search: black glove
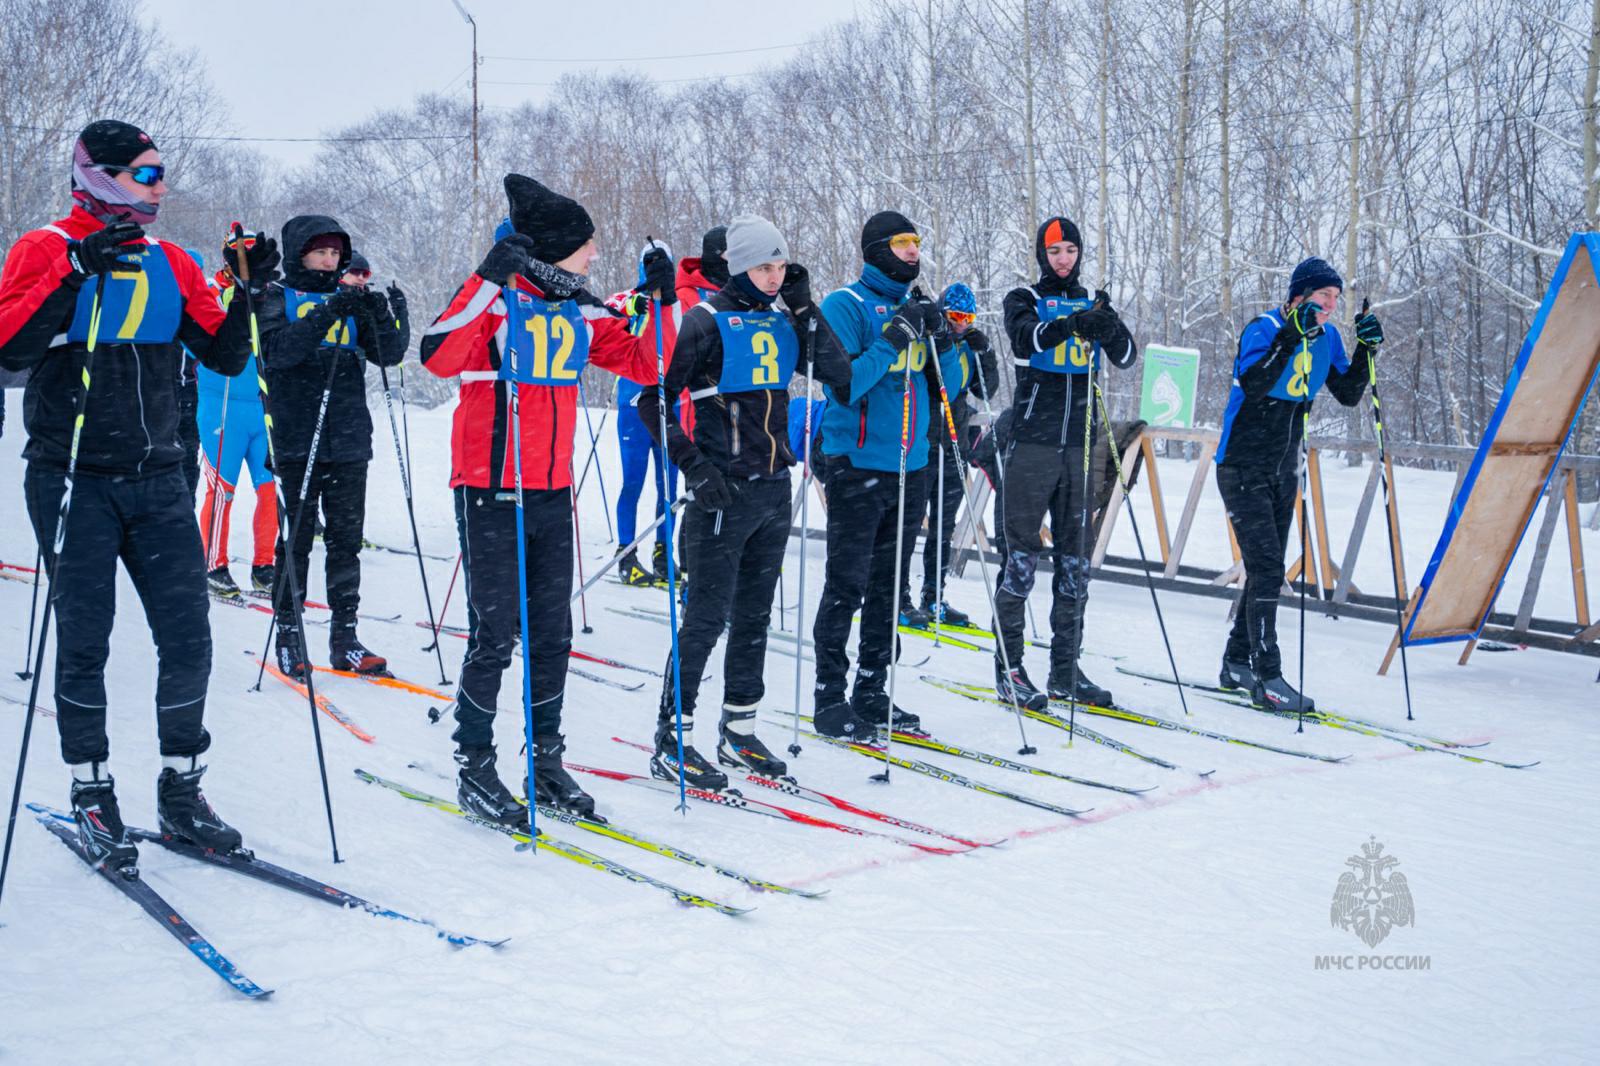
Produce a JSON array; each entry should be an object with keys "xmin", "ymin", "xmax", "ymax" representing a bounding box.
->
[
  {"xmin": 683, "ymin": 456, "xmax": 731, "ymax": 511},
  {"xmin": 1354, "ymin": 302, "xmax": 1383, "ymax": 348},
  {"xmin": 323, "ymin": 287, "xmax": 366, "ymax": 319},
  {"xmin": 778, "ymin": 263, "xmax": 813, "ymax": 316},
  {"xmin": 475, "ymin": 234, "xmax": 535, "ymax": 284},
  {"xmin": 66, "ymin": 222, "xmax": 146, "ymax": 279},
  {"xmin": 1282, "ymin": 299, "xmax": 1326, "ymax": 342},
  {"xmin": 641, "ymin": 246, "xmax": 675, "ymax": 305},
  {"xmin": 963, "ymin": 326, "xmax": 992, "ymax": 355},
  {"xmin": 1074, "ymin": 306, "xmax": 1122, "ymax": 345},
  {"xmin": 884, "ymin": 305, "xmax": 927, "ymax": 352},
  {"xmin": 386, "ymin": 283, "xmax": 408, "ymax": 317},
  {"xmin": 1037, "ymin": 314, "xmax": 1085, "ymax": 350},
  {"xmin": 222, "ymin": 229, "xmax": 280, "ymax": 285},
  {"xmin": 363, "ymin": 288, "xmax": 392, "ymax": 324}
]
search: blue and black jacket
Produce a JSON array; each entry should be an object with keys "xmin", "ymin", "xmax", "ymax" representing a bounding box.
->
[{"xmin": 817, "ymin": 264, "xmax": 966, "ymax": 476}]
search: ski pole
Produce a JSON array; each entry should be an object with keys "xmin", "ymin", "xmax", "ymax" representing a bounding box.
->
[
  {"xmin": 1, "ymin": 272, "xmax": 107, "ymax": 912},
  {"xmin": 573, "ymin": 374, "xmax": 616, "ymax": 503},
  {"xmin": 203, "ymin": 371, "xmax": 232, "ymax": 575},
  {"xmin": 237, "ymin": 225, "xmax": 341, "ymax": 862},
  {"xmin": 928, "ymin": 336, "xmax": 1037, "ymax": 755},
  {"xmin": 575, "ymin": 377, "xmax": 615, "ymax": 543},
  {"xmin": 788, "ymin": 317, "xmax": 818, "ymax": 758},
  {"xmin": 505, "ymin": 327, "xmax": 538, "ymax": 846},
  {"xmin": 969, "ymin": 344, "xmax": 1041, "ymax": 640},
  {"xmin": 568, "ymin": 464, "xmax": 594, "ymax": 635},
  {"xmin": 14, "ymin": 546, "xmax": 42, "ymax": 680},
  {"xmin": 645, "ymin": 238, "xmax": 689, "ymax": 814},
  {"xmin": 1060, "ymin": 334, "xmax": 1099, "ymax": 747},
  {"xmin": 871, "ymin": 320, "xmax": 920, "ymax": 784},
  {"xmin": 1361, "ymin": 297, "xmax": 1415, "ymax": 721},
  {"xmin": 1092, "ymin": 384, "xmax": 1189, "ymax": 717},
  {"xmin": 568, "ymin": 496, "xmax": 687, "ymax": 605},
  {"xmin": 422, "ymin": 552, "xmax": 463, "ymax": 653},
  {"xmin": 378, "ymin": 358, "xmax": 450, "ymax": 685}
]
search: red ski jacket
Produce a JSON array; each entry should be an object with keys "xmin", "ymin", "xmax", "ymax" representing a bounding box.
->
[{"xmin": 421, "ymin": 271, "xmax": 672, "ymax": 491}]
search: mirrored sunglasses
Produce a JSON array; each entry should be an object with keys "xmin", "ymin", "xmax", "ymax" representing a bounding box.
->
[{"xmin": 101, "ymin": 163, "xmax": 165, "ymax": 186}]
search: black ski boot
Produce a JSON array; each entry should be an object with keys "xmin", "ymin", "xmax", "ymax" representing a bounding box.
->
[
  {"xmin": 1049, "ymin": 666, "xmax": 1114, "ymax": 708},
  {"xmin": 330, "ymin": 624, "xmax": 389, "ymax": 676},
  {"xmin": 653, "ymin": 541, "xmax": 680, "ymax": 587},
  {"xmin": 898, "ymin": 594, "xmax": 931, "ymax": 629},
  {"xmin": 922, "ymin": 591, "xmax": 972, "ymax": 629},
  {"xmin": 1253, "ymin": 675, "xmax": 1315, "ymax": 714},
  {"xmin": 275, "ymin": 623, "xmax": 309, "ymax": 682},
  {"xmin": 994, "ymin": 658, "xmax": 1049, "ymax": 711},
  {"xmin": 250, "ymin": 564, "xmax": 275, "ymax": 595},
  {"xmin": 69, "ymin": 765, "xmax": 138, "ymax": 875},
  {"xmin": 813, "ymin": 699, "xmax": 880, "ymax": 742},
  {"xmin": 1219, "ymin": 656, "xmax": 1257, "ymax": 692},
  {"xmin": 156, "ymin": 757, "xmax": 246, "ymax": 854},
  {"xmin": 207, "ymin": 567, "xmax": 241, "ymax": 598},
  {"xmin": 651, "ymin": 720, "xmax": 728, "ymax": 791},
  {"xmin": 853, "ymin": 687, "xmax": 923, "ymax": 734},
  {"xmin": 455, "ymin": 746, "xmax": 529, "ymax": 831},
  {"xmin": 716, "ymin": 704, "xmax": 788, "ymax": 777},
  {"xmin": 616, "ymin": 548, "xmax": 657, "ymax": 588},
  {"xmin": 529, "ymin": 735, "xmax": 599, "ymax": 819}
]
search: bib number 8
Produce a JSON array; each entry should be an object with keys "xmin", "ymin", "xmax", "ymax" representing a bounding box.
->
[
  {"xmin": 752, "ymin": 330, "xmax": 781, "ymax": 385},
  {"xmin": 1287, "ymin": 345, "xmax": 1311, "ymax": 398}
]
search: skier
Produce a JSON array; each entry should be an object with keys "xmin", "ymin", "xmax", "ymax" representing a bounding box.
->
[
  {"xmin": 0, "ymin": 119, "xmax": 276, "ymax": 868},
  {"xmin": 421, "ymin": 173, "xmax": 672, "ymax": 826},
  {"xmin": 1215, "ymin": 257, "xmax": 1380, "ymax": 712},
  {"xmin": 994, "ymin": 217, "xmax": 1137, "ymax": 711},
  {"xmin": 198, "ymin": 231, "xmax": 278, "ymax": 598},
  {"xmin": 905, "ymin": 282, "xmax": 997, "ymax": 629},
  {"xmin": 811, "ymin": 211, "xmax": 967, "ymax": 739},
  {"xmin": 257, "ymin": 216, "xmax": 406, "ymax": 680},
  {"xmin": 637, "ymin": 214, "xmax": 851, "ymax": 788}
]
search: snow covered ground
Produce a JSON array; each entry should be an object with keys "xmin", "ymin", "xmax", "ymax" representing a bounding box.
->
[{"xmin": 1, "ymin": 399, "xmax": 1596, "ymax": 1064}]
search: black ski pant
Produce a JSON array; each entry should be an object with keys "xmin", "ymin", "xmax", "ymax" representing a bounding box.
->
[
  {"xmin": 657, "ymin": 477, "xmax": 789, "ymax": 727},
  {"xmin": 995, "ymin": 441, "xmax": 1095, "ymax": 683},
  {"xmin": 272, "ymin": 459, "xmax": 368, "ymax": 634},
  {"xmin": 914, "ymin": 443, "xmax": 966, "ymax": 604},
  {"xmin": 812, "ymin": 469, "xmax": 928, "ymax": 707},
  {"xmin": 451, "ymin": 485, "xmax": 572, "ymax": 749},
  {"xmin": 1216, "ymin": 462, "xmax": 1298, "ymax": 679},
  {"xmin": 177, "ymin": 379, "xmax": 200, "ymax": 502},
  {"xmin": 24, "ymin": 465, "xmax": 212, "ymax": 765},
  {"xmin": 971, "ymin": 445, "xmax": 1009, "ymax": 566}
]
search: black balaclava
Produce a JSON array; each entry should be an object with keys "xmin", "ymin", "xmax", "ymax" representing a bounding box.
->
[
  {"xmin": 700, "ymin": 225, "xmax": 729, "ymax": 288},
  {"xmin": 861, "ymin": 210, "xmax": 920, "ymax": 285},
  {"xmin": 1034, "ymin": 216, "xmax": 1084, "ymax": 292}
]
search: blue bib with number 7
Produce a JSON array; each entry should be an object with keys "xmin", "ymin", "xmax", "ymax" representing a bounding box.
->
[
  {"xmin": 713, "ymin": 309, "xmax": 798, "ymax": 392},
  {"xmin": 66, "ymin": 245, "xmax": 182, "ymax": 344},
  {"xmin": 501, "ymin": 289, "xmax": 590, "ymax": 386}
]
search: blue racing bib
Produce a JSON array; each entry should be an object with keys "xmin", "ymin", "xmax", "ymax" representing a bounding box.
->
[
  {"xmin": 66, "ymin": 244, "xmax": 182, "ymax": 344},
  {"xmin": 712, "ymin": 309, "xmax": 798, "ymax": 391},
  {"xmin": 501, "ymin": 289, "xmax": 590, "ymax": 386},
  {"xmin": 1266, "ymin": 328, "xmax": 1340, "ymax": 401},
  {"xmin": 283, "ymin": 287, "xmax": 360, "ymax": 351},
  {"xmin": 1029, "ymin": 292, "xmax": 1097, "ymax": 375}
]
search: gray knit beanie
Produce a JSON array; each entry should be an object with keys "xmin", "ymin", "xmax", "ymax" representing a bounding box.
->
[{"xmin": 724, "ymin": 214, "xmax": 789, "ymax": 276}]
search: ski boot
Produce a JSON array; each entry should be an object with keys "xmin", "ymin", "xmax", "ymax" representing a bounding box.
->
[
  {"xmin": 994, "ymin": 658, "xmax": 1049, "ymax": 711},
  {"xmin": 1048, "ymin": 666, "xmax": 1114, "ymax": 708},
  {"xmin": 1219, "ymin": 655, "xmax": 1256, "ymax": 692},
  {"xmin": 250, "ymin": 564, "xmax": 275, "ymax": 595},
  {"xmin": 813, "ymin": 699, "xmax": 880, "ymax": 742},
  {"xmin": 616, "ymin": 548, "xmax": 657, "ymax": 588},
  {"xmin": 529, "ymin": 735, "xmax": 599, "ymax": 820},
  {"xmin": 652, "ymin": 541, "xmax": 675, "ymax": 585},
  {"xmin": 330, "ymin": 624, "xmax": 389, "ymax": 675},
  {"xmin": 853, "ymin": 688, "xmax": 922, "ymax": 734},
  {"xmin": 651, "ymin": 719, "xmax": 728, "ymax": 791},
  {"xmin": 207, "ymin": 567, "xmax": 241, "ymax": 598},
  {"xmin": 922, "ymin": 591, "xmax": 972, "ymax": 629},
  {"xmin": 898, "ymin": 594, "xmax": 931, "ymax": 629},
  {"xmin": 275, "ymin": 623, "xmax": 310, "ymax": 682},
  {"xmin": 716, "ymin": 703, "xmax": 788, "ymax": 778},
  {"xmin": 1253, "ymin": 674, "xmax": 1315, "ymax": 714},
  {"xmin": 156, "ymin": 757, "xmax": 246, "ymax": 854},
  {"xmin": 69, "ymin": 764, "xmax": 139, "ymax": 875},
  {"xmin": 455, "ymin": 745, "xmax": 529, "ymax": 831}
]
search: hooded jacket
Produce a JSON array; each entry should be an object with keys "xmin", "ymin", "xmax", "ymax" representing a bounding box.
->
[
  {"xmin": 1002, "ymin": 218, "xmax": 1137, "ymax": 449},
  {"xmin": 0, "ymin": 206, "xmax": 253, "ymax": 477},
  {"xmin": 255, "ymin": 214, "xmax": 405, "ymax": 464}
]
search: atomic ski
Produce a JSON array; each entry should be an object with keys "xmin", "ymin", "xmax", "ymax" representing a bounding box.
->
[
  {"xmin": 793, "ymin": 730, "xmax": 1091, "ymax": 817},
  {"xmin": 609, "ymin": 737, "xmax": 991, "ymax": 848},
  {"xmin": 30, "ymin": 804, "xmax": 500, "ymax": 947},
  {"xmin": 563, "ymin": 761, "xmax": 969, "ymax": 855},
  {"xmin": 35, "ymin": 815, "xmax": 272, "ymax": 998},
  {"xmin": 252, "ymin": 654, "xmax": 375, "ymax": 743},
  {"xmin": 355, "ymin": 770, "xmax": 752, "ymax": 915}
]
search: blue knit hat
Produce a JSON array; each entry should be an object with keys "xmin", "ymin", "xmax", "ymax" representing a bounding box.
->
[
  {"xmin": 1288, "ymin": 257, "xmax": 1343, "ymax": 302},
  {"xmin": 941, "ymin": 282, "xmax": 977, "ymax": 315}
]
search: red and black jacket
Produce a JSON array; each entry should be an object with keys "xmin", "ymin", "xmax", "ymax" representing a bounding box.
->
[{"xmin": 421, "ymin": 271, "xmax": 671, "ymax": 491}]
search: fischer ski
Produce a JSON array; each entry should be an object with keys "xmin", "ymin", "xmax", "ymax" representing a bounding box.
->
[
  {"xmin": 355, "ymin": 770, "xmax": 752, "ymax": 915},
  {"xmin": 35, "ymin": 815, "xmax": 272, "ymax": 998},
  {"xmin": 310, "ymin": 664, "xmax": 452, "ymax": 701},
  {"xmin": 359, "ymin": 537, "xmax": 454, "ymax": 562}
]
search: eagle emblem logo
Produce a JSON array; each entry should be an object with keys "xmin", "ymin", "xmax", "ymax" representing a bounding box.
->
[{"xmin": 1330, "ymin": 837, "xmax": 1415, "ymax": 948}]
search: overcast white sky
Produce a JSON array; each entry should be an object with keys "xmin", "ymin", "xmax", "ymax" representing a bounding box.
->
[{"xmin": 141, "ymin": 0, "xmax": 866, "ymax": 168}]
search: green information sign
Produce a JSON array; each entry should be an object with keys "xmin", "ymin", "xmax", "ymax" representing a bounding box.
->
[{"xmin": 1139, "ymin": 343, "xmax": 1200, "ymax": 428}]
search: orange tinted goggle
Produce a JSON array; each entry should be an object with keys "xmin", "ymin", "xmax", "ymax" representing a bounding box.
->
[
  {"xmin": 888, "ymin": 233, "xmax": 922, "ymax": 250},
  {"xmin": 945, "ymin": 310, "xmax": 976, "ymax": 327}
]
